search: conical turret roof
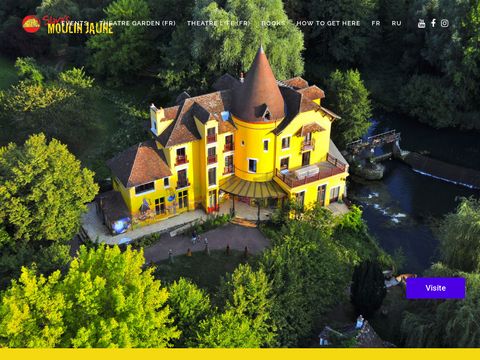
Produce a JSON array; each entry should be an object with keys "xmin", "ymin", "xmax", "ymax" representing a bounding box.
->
[{"xmin": 231, "ymin": 45, "xmax": 285, "ymax": 122}]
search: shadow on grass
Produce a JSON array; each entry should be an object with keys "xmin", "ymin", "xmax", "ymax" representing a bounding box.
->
[{"xmin": 154, "ymin": 249, "xmax": 256, "ymax": 294}]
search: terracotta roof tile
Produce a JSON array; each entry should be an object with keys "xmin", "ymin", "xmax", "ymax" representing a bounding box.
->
[
  {"xmin": 299, "ymin": 85, "xmax": 325, "ymax": 100},
  {"xmin": 231, "ymin": 46, "xmax": 285, "ymax": 122},
  {"xmin": 282, "ymin": 76, "xmax": 309, "ymax": 89},
  {"xmin": 107, "ymin": 140, "xmax": 171, "ymax": 188}
]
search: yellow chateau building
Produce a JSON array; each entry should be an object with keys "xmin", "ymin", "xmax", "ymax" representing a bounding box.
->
[{"xmin": 101, "ymin": 46, "xmax": 348, "ymax": 234}]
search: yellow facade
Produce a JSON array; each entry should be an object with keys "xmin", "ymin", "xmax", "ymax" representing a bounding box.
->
[{"xmin": 107, "ymin": 47, "xmax": 349, "ymax": 228}]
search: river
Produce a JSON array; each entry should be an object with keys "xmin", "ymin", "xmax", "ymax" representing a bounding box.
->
[{"xmin": 348, "ymin": 113, "xmax": 480, "ymax": 273}]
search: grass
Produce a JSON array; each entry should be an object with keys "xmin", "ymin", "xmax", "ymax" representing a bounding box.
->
[
  {"xmin": 154, "ymin": 250, "xmax": 253, "ymax": 293},
  {"xmin": 0, "ymin": 56, "xmax": 17, "ymax": 89}
]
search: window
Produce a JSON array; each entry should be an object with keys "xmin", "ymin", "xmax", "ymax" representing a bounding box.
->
[
  {"xmin": 209, "ymin": 190, "xmax": 217, "ymax": 207},
  {"xmin": 248, "ymin": 159, "xmax": 257, "ymax": 173},
  {"xmin": 330, "ymin": 186, "xmax": 341, "ymax": 203},
  {"xmin": 224, "ymin": 134, "xmax": 234, "ymax": 151},
  {"xmin": 241, "ymin": 140, "xmax": 245, "ymax": 146},
  {"xmin": 207, "ymin": 146, "xmax": 217, "ymax": 164},
  {"xmin": 155, "ymin": 197, "xmax": 165, "ymax": 215},
  {"xmin": 178, "ymin": 190, "xmax": 188, "ymax": 209},
  {"xmin": 207, "ymin": 127, "xmax": 216, "ymax": 143},
  {"xmin": 263, "ymin": 139, "xmax": 269, "ymax": 152},
  {"xmin": 135, "ymin": 182, "xmax": 154, "ymax": 195},
  {"xmin": 224, "ymin": 155, "xmax": 234, "ymax": 174},
  {"xmin": 281, "ymin": 137, "xmax": 290, "ymax": 149},
  {"xmin": 177, "ymin": 169, "xmax": 188, "ymax": 188},
  {"xmin": 163, "ymin": 177, "xmax": 170, "ymax": 188},
  {"xmin": 176, "ymin": 147, "xmax": 187, "ymax": 165},
  {"xmin": 317, "ymin": 184, "xmax": 326, "ymax": 207},
  {"xmin": 280, "ymin": 157, "xmax": 289, "ymax": 169},
  {"xmin": 208, "ymin": 167, "xmax": 216, "ymax": 186},
  {"xmin": 296, "ymin": 191, "xmax": 305, "ymax": 209}
]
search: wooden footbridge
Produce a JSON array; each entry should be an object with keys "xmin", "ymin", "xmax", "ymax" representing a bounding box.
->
[
  {"xmin": 346, "ymin": 129, "xmax": 480, "ymax": 190},
  {"xmin": 346, "ymin": 130, "xmax": 401, "ymax": 155}
]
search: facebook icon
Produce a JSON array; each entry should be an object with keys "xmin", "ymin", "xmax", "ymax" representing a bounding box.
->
[{"xmin": 431, "ymin": 18, "xmax": 436, "ymax": 27}]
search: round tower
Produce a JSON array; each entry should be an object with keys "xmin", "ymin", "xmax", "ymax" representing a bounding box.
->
[{"xmin": 231, "ymin": 46, "xmax": 285, "ymax": 182}]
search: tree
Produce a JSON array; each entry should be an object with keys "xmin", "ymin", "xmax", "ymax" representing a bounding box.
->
[
  {"xmin": 260, "ymin": 207, "xmax": 355, "ymax": 346},
  {"xmin": 195, "ymin": 264, "xmax": 276, "ymax": 348},
  {"xmin": 167, "ymin": 278, "xmax": 211, "ymax": 346},
  {"xmin": 0, "ymin": 246, "xmax": 180, "ymax": 348},
  {"xmin": 0, "ymin": 133, "xmax": 98, "ymax": 242},
  {"xmin": 402, "ymin": 263, "xmax": 480, "ymax": 347},
  {"xmin": 326, "ymin": 69, "xmax": 372, "ymax": 148},
  {"xmin": 307, "ymin": 0, "xmax": 380, "ymax": 65},
  {"xmin": 160, "ymin": 0, "xmax": 304, "ymax": 92},
  {"xmin": 438, "ymin": 197, "xmax": 480, "ymax": 272},
  {"xmin": 350, "ymin": 260, "xmax": 386, "ymax": 317},
  {"xmin": 14, "ymin": 57, "xmax": 44, "ymax": 84},
  {"xmin": 87, "ymin": 0, "xmax": 152, "ymax": 85}
]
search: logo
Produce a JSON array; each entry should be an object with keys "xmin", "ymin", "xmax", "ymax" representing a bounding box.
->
[
  {"xmin": 418, "ymin": 19, "xmax": 426, "ymax": 28},
  {"xmin": 22, "ymin": 15, "xmax": 41, "ymax": 33},
  {"xmin": 441, "ymin": 19, "xmax": 449, "ymax": 27},
  {"xmin": 431, "ymin": 18, "xmax": 436, "ymax": 27}
]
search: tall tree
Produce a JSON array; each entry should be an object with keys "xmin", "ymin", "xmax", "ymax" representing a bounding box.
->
[
  {"xmin": 87, "ymin": 0, "xmax": 152, "ymax": 85},
  {"xmin": 307, "ymin": 0, "xmax": 380, "ymax": 65},
  {"xmin": 160, "ymin": 0, "xmax": 304, "ymax": 92},
  {"xmin": 326, "ymin": 69, "xmax": 372, "ymax": 148},
  {"xmin": 260, "ymin": 207, "xmax": 355, "ymax": 346},
  {"xmin": 0, "ymin": 246, "xmax": 180, "ymax": 348},
  {"xmin": 0, "ymin": 133, "xmax": 98, "ymax": 242},
  {"xmin": 439, "ymin": 197, "xmax": 480, "ymax": 273},
  {"xmin": 195, "ymin": 264, "xmax": 276, "ymax": 348},
  {"xmin": 167, "ymin": 278, "xmax": 211, "ymax": 347},
  {"xmin": 350, "ymin": 260, "xmax": 386, "ymax": 317}
]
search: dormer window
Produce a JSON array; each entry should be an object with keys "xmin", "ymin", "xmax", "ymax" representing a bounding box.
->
[{"xmin": 262, "ymin": 106, "xmax": 271, "ymax": 121}]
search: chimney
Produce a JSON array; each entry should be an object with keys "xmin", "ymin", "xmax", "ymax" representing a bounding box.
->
[{"xmin": 240, "ymin": 71, "xmax": 244, "ymax": 83}]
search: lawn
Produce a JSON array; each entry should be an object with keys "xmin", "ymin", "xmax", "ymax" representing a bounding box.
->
[
  {"xmin": 0, "ymin": 56, "xmax": 17, "ymax": 89},
  {"xmin": 154, "ymin": 250, "xmax": 254, "ymax": 293}
]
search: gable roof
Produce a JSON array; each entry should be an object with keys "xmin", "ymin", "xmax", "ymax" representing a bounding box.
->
[
  {"xmin": 107, "ymin": 141, "xmax": 171, "ymax": 188},
  {"xmin": 156, "ymin": 90, "xmax": 236, "ymax": 148}
]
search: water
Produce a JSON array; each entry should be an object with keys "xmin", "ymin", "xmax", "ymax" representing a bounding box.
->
[{"xmin": 348, "ymin": 113, "xmax": 480, "ymax": 273}]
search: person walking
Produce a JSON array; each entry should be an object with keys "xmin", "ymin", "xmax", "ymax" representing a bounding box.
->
[{"xmin": 191, "ymin": 229, "xmax": 197, "ymax": 245}]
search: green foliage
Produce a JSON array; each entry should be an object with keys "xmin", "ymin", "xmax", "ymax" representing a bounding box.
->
[
  {"xmin": 14, "ymin": 57, "xmax": 44, "ymax": 84},
  {"xmin": 332, "ymin": 205, "xmax": 392, "ymax": 267},
  {"xmin": 326, "ymin": 69, "xmax": 372, "ymax": 148},
  {"xmin": 438, "ymin": 197, "xmax": 480, "ymax": 272},
  {"xmin": 350, "ymin": 260, "xmax": 386, "ymax": 317},
  {"xmin": 260, "ymin": 206, "xmax": 356, "ymax": 346},
  {"xmin": 184, "ymin": 213, "xmax": 232, "ymax": 236},
  {"xmin": 0, "ymin": 245, "xmax": 180, "ymax": 348},
  {"xmin": 196, "ymin": 264, "xmax": 276, "ymax": 347},
  {"xmin": 167, "ymin": 278, "xmax": 211, "ymax": 346},
  {"xmin": 399, "ymin": 75, "xmax": 457, "ymax": 128},
  {"xmin": 401, "ymin": 264, "xmax": 480, "ymax": 347},
  {"xmin": 59, "ymin": 67, "xmax": 94, "ymax": 88},
  {"xmin": 307, "ymin": 0, "xmax": 379, "ymax": 64},
  {"xmin": 0, "ymin": 80, "xmax": 74, "ymax": 112},
  {"xmin": 87, "ymin": 0, "xmax": 152, "ymax": 85},
  {"xmin": 0, "ymin": 133, "xmax": 98, "ymax": 242},
  {"xmin": 160, "ymin": 0, "xmax": 304, "ymax": 91}
]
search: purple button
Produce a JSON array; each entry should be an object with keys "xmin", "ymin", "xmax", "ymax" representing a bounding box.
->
[{"xmin": 406, "ymin": 277, "xmax": 466, "ymax": 299}]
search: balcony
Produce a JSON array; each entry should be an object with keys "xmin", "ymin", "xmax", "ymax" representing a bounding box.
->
[
  {"xmin": 224, "ymin": 142, "xmax": 234, "ymax": 152},
  {"xmin": 301, "ymin": 138, "xmax": 315, "ymax": 151},
  {"xmin": 206, "ymin": 133, "xmax": 217, "ymax": 144},
  {"xmin": 176, "ymin": 179, "xmax": 190, "ymax": 189},
  {"xmin": 175, "ymin": 155, "xmax": 188, "ymax": 166},
  {"xmin": 207, "ymin": 154, "xmax": 217, "ymax": 164},
  {"xmin": 275, "ymin": 153, "xmax": 347, "ymax": 188},
  {"xmin": 223, "ymin": 164, "xmax": 234, "ymax": 175}
]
